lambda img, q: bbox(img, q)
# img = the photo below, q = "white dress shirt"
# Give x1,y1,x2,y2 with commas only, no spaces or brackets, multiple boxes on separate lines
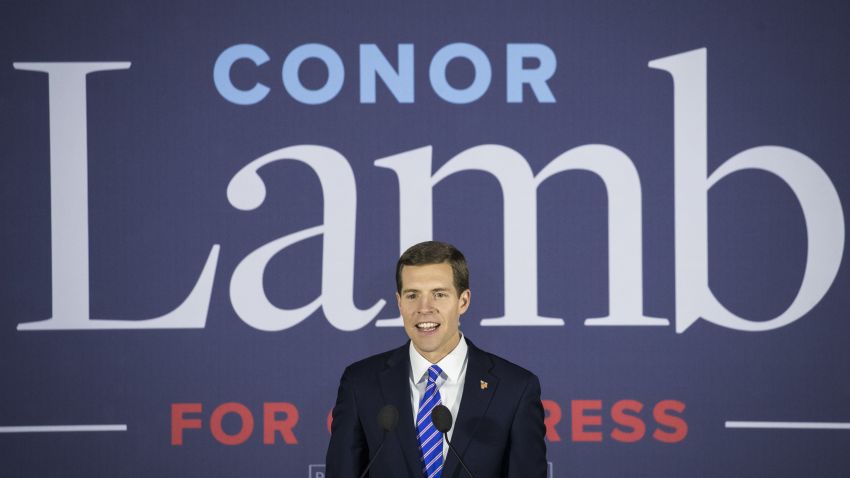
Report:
409,334,469,459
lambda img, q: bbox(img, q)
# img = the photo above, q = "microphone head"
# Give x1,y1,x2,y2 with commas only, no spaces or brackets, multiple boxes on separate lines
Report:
378,405,399,432
431,404,453,433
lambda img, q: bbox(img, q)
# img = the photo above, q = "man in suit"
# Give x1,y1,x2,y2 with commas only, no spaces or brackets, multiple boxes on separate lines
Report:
326,241,547,478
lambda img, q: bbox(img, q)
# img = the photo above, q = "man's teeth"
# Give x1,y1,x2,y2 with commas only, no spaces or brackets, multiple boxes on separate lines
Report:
416,322,439,330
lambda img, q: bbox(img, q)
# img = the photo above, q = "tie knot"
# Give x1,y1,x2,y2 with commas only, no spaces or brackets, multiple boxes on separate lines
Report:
428,364,443,383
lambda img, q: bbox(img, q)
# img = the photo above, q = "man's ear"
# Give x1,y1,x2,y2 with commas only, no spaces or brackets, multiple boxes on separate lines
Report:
459,289,471,314
396,292,402,311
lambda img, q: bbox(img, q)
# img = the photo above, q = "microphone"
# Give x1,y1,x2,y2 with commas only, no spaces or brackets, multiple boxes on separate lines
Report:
358,405,399,478
431,405,475,478
377,404,399,432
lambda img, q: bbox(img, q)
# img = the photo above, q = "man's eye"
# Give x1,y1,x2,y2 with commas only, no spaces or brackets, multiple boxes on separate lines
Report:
435,292,448,298
405,294,417,300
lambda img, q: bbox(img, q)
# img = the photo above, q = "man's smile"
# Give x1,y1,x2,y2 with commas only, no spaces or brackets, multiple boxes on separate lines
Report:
415,322,440,332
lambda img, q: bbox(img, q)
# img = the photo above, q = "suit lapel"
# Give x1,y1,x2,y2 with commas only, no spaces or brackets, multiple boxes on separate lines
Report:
379,343,421,476
442,340,498,478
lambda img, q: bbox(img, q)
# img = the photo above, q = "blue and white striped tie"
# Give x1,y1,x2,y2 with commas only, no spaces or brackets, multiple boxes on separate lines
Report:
416,364,444,478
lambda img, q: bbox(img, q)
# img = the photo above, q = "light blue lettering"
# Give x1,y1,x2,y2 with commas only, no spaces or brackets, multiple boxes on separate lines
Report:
282,44,344,105
429,43,491,104
359,44,414,103
213,44,270,105
506,43,556,103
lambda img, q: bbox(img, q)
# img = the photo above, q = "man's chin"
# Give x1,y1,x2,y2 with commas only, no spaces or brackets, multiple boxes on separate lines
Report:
413,340,439,353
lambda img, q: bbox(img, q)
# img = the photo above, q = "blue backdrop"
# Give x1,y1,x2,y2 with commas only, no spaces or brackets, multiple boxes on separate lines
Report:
2,1,849,476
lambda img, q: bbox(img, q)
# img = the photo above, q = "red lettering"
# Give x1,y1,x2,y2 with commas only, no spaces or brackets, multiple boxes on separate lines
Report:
542,399,562,442
327,409,333,435
610,399,645,442
171,403,202,445
571,400,602,442
652,400,687,443
263,402,299,444
210,402,254,445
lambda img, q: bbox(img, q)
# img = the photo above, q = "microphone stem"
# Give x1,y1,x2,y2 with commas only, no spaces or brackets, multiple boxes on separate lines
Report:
358,433,386,478
444,433,475,478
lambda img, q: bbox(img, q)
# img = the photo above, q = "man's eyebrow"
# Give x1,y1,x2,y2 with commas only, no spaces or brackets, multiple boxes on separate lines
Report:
401,287,450,293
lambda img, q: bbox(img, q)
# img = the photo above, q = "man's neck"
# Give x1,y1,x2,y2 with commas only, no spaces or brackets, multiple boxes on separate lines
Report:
415,332,461,364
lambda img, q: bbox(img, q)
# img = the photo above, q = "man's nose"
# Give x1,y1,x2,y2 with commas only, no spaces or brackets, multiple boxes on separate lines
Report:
418,295,435,311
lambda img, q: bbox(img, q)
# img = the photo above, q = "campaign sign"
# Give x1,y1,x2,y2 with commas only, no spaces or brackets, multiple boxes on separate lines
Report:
1,1,848,476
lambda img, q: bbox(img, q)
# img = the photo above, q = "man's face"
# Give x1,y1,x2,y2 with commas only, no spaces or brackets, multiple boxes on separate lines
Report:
397,262,470,364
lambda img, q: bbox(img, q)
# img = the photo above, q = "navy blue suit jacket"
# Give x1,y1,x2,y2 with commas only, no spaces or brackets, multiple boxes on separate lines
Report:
326,339,547,478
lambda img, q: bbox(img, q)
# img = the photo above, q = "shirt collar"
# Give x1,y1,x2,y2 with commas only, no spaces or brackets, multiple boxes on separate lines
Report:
409,334,469,384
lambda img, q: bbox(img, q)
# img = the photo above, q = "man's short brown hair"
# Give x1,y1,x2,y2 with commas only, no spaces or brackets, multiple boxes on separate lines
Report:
396,241,469,294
